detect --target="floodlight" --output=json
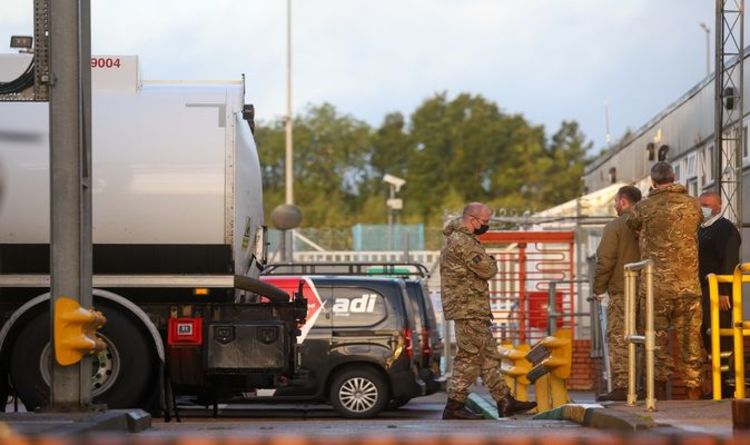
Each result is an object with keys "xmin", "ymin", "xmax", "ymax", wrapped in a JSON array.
[{"xmin": 10, "ymin": 36, "xmax": 32, "ymax": 50}]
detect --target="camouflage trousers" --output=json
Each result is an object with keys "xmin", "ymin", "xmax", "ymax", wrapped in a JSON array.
[
  {"xmin": 448, "ymin": 318, "xmax": 510, "ymax": 403},
  {"xmin": 653, "ymin": 294, "xmax": 703, "ymax": 388},
  {"xmin": 606, "ymin": 293, "xmax": 629, "ymax": 389}
]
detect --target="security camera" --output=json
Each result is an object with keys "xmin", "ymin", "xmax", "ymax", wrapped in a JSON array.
[{"xmin": 382, "ymin": 174, "xmax": 406, "ymax": 191}]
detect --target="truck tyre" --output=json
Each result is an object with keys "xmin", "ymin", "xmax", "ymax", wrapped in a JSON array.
[
  {"xmin": 10, "ymin": 305, "xmax": 157, "ymax": 410},
  {"xmin": 0, "ymin": 372, "xmax": 9, "ymax": 413},
  {"xmin": 329, "ymin": 367, "xmax": 388, "ymax": 418}
]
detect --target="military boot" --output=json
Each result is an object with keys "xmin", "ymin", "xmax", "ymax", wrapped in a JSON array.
[
  {"xmin": 442, "ymin": 398, "xmax": 484, "ymax": 420},
  {"xmin": 497, "ymin": 395, "xmax": 537, "ymax": 417}
]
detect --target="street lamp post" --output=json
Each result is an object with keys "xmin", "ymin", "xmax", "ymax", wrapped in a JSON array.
[
  {"xmin": 700, "ymin": 22, "xmax": 711, "ymax": 77},
  {"xmin": 383, "ymin": 174, "xmax": 405, "ymax": 251},
  {"xmin": 272, "ymin": 0, "xmax": 304, "ymax": 262},
  {"xmin": 285, "ymin": 0, "xmax": 294, "ymax": 205}
]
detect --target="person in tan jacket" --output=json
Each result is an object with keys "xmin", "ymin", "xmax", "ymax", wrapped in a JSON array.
[{"xmin": 594, "ymin": 185, "xmax": 642, "ymax": 401}]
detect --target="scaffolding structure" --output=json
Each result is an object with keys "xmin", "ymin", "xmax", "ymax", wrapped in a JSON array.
[{"xmin": 714, "ymin": 0, "xmax": 745, "ymax": 227}]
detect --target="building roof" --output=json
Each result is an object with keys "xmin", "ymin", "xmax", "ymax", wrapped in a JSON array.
[{"xmin": 585, "ymin": 45, "xmax": 750, "ymax": 174}]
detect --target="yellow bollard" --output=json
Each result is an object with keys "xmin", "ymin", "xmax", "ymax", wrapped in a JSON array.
[
  {"xmin": 525, "ymin": 328, "xmax": 572, "ymax": 411},
  {"xmin": 733, "ymin": 265, "xmax": 747, "ymax": 399},
  {"xmin": 514, "ymin": 344, "xmax": 531, "ymax": 402},
  {"xmin": 546, "ymin": 329, "xmax": 571, "ymax": 408},
  {"xmin": 499, "ymin": 340, "xmax": 516, "ymax": 389},
  {"xmin": 534, "ymin": 374, "xmax": 552, "ymax": 413},
  {"xmin": 498, "ymin": 343, "xmax": 532, "ymax": 401},
  {"xmin": 550, "ymin": 376, "xmax": 568, "ymax": 407},
  {"xmin": 624, "ymin": 260, "xmax": 655, "ymax": 411},
  {"xmin": 708, "ymin": 263, "xmax": 750, "ymax": 400},
  {"xmin": 709, "ymin": 273, "xmax": 722, "ymax": 401}
]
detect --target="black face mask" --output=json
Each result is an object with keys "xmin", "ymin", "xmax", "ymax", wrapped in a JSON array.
[{"xmin": 473, "ymin": 224, "xmax": 490, "ymax": 236}]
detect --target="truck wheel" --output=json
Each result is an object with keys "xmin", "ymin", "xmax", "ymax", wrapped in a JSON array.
[
  {"xmin": 10, "ymin": 305, "xmax": 157, "ymax": 410},
  {"xmin": 0, "ymin": 372, "xmax": 9, "ymax": 413},
  {"xmin": 329, "ymin": 367, "xmax": 388, "ymax": 418}
]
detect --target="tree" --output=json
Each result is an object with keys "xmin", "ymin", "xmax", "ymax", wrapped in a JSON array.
[
  {"xmin": 540, "ymin": 120, "xmax": 592, "ymax": 206},
  {"xmin": 255, "ymin": 94, "xmax": 593, "ymax": 229},
  {"xmin": 255, "ymin": 103, "xmax": 372, "ymax": 228},
  {"xmin": 405, "ymin": 92, "xmax": 565, "ymax": 222},
  {"xmin": 357, "ymin": 112, "xmax": 413, "ymax": 224}
]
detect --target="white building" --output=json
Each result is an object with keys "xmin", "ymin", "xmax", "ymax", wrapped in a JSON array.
[{"xmin": 583, "ymin": 53, "xmax": 750, "ymax": 262}]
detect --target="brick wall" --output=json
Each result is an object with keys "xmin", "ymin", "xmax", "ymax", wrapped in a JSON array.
[
  {"xmin": 575, "ymin": 332, "xmax": 750, "ymax": 398},
  {"xmin": 568, "ymin": 328, "xmax": 750, "ymax": 396},
  {"xmin": 568, "ymin": 339, "xmax": 594, "ymax": 390},
  {"xmin": 570, "ymin": 333, "xmax": 699, "ymax": 396}
]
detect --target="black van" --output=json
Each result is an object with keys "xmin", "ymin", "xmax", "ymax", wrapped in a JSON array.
[
  {"xmin": 403, "ymin": 279, "xmax": 443, "ymax": 396},
  {"xmin": 261, "ymin": 274, "xmax": 425, "ymax": 418}
]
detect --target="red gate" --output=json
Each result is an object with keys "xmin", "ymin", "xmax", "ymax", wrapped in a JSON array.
[{"xmin": 478, "ymin": 231, "xmax": 576, "ymax": 344}]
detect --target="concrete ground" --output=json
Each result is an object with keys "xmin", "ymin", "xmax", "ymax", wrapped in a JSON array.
[
  {"xmin": 472, "ymin": 388, "xmax": 737, "ymax": 437},
  {"xmin": 143, "ymin": 391, "xmax": 597, "ymax": 439},
  {"xmin": 602, "ymin": 399, "xmax": 734, "ymax": 436},
  {"xmin": 0, "ymin": 409, "xmax": 151, "ymax": 436},
  {"xmin": 0, "ymin": 391, "xmax": 598, "ymax": 437},
  {"xmin": 3, "ymin": 390, "xmax": 741, "ymax": 438}
]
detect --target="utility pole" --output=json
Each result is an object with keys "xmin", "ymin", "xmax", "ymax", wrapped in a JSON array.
[
  {"xmin": 604, "ymin": 100, "xmax": 611, "ymax": 147},
  {"xmin": 713, "ymin": 0, "xmax": 744, "ymax": 228},
  {"xmin": 285, "ymin": 0, "xmax": 294, "ymax": 206},
  {"xmin": 283, "ymin": 0, "xmax": 295, "ymax": 261},
  {"xmin": 48, "ymin": 0, "xmax": 95, "ymax": 410},
  {"xmin": 701, "ymin": 22, "xmax": 711, "ymax": 77}
]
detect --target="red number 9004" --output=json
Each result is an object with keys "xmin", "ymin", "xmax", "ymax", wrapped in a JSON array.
[{"xmin": 90, "ymin": 57, "xmax": 121, "ymax": 69}]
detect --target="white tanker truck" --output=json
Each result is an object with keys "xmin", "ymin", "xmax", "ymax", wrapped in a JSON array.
[{"xmin": 0, "ymin": 53, "xmax": 305, "ymax": 411}]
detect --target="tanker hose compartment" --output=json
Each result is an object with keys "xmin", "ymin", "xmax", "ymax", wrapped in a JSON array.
[
  {"xmin": 0, "ymin": 58, "xmax": 34, "ymax": 95},
  {"xmin": 234, "ymin": 275, "xmax": 290, "ymax": 303}
]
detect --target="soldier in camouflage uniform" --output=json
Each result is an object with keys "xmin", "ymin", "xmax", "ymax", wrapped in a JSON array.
[
  {"xmin": 626, "ymin": 162, "xmax": 704, "ymax": 400},
  {"xmin": 440, "ymin": 202, "xmax": 537, "ymax": 419},
  {"xmin": 593, "ymin": 185, "xmax": 642, "ymax": 401}
]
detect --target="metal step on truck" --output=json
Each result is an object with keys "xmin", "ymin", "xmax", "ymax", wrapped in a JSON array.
[{"xmin": 0, "ymin": 51, "xmax": 306, "ymax": 412}]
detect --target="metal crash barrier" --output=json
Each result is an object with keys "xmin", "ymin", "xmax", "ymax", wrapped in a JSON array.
[
  {"xmin": 708, "ymin": 262, "xmax": 750, "ymax": 400},
  {"xmin": 498, "ymin": 342, "xmax": 532, "ymax": 402},
  {"xmin": 525, "ymin": 328, "xmax": 572, "ymax": 412},
  {"xmin": 624, "ymin": 260, "xmax": 655, "ymax": 411},
  {"xmin": 494, "ymin": 330, "xmax": 572, "ymax": 413}
]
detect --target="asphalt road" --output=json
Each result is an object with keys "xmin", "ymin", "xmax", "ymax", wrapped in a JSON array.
[{"xmin": 142, "ymin": 392, "xmax": 607, "ymax": 439}]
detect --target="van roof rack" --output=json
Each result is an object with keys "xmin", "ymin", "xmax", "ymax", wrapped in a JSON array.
[{"xmin": 261, "ymin": 262, "xmax": 429, "ymax": 278}]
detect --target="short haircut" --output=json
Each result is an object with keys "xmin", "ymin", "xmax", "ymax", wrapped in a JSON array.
[
  {"xmin": 617, "ymin": 185, "xmax": 642, "ymax": 205},
  {"xmin": 462, "ymin": 202, "xmax": 487, "ymax": 217},
  {"xmin": 650, "ymin": 161, "xmax": 675, "ymax": 185},
  {"xmin": 699, "ymin": 191, "xmax": 721, "ymax": 203}
]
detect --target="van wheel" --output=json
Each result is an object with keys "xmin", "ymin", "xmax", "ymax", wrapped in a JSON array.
[
  {"xmin": 329, "ymin": 368, "xmax": 388, "ymax": 418},
  {"xmin": 10, "ymin": 306, "xmax": 157, "ymax": 410}
]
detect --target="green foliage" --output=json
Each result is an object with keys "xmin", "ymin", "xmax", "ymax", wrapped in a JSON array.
[{"xmin": 256, "ymin": 94, "xmax": 592, "ymax": 228}]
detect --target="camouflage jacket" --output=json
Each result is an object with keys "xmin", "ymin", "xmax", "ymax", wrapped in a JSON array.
[
  {"xmin": 594, "ymin": 208, "xmax": 640, "ymax": 296},
  {"xmin": 440, "ymin": 219, "xmax": 497, "ymax": 320},
  {"xmin": 626, "ymin": 183, "xmax": 702, "ymax": 298}
]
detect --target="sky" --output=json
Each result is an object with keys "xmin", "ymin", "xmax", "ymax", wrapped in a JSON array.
[{"xmin": 1, "ymin": 0, "xmax": 719, "ymax": 151}]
